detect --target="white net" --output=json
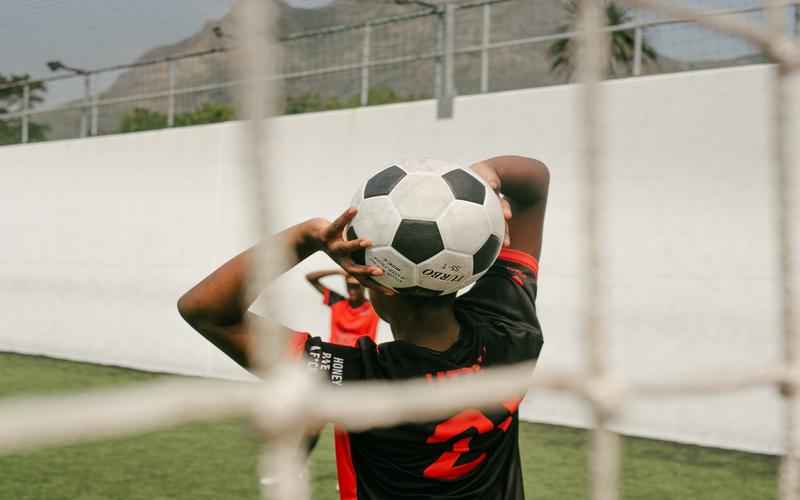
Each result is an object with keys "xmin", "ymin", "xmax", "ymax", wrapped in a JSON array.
[{"xmin": 0, "ymin": 1, "xmax": 799, "ymax": 500}]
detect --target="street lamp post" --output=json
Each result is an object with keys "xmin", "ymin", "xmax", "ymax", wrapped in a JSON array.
[{"xmin": 47, "ymin": 60, "xmax": 94, "ymax": 138}]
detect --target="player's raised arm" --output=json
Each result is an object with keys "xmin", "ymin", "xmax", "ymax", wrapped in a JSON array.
[
  {"xmin": 471, "ymin": 156, "xmax": 550, "ymax": 260},
  {"xmin": 305, "ymin": 269, "xmax": 345, "ymax": 295},
  {"xmin": 177, "ymin": 210, "xmax": 386, "ymax": 368}
]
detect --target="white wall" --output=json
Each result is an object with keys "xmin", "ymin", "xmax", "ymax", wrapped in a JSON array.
[{"xmin": 1, "ymin": 64, "xmax": 798, "ymax": 454}]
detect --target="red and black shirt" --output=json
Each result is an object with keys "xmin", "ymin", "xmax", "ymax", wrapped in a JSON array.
[
  {"xmin": 322, "ymin": 288, "xmax": 379, "ymax": 347},
  {"xmin": 293, "ymin": 248, "xmax": 543, "ymax": 500}
]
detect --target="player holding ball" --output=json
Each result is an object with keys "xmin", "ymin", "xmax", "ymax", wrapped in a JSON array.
[{"xmin": 178, "ymin": 155, "xmax": 549, "ymax": 500}]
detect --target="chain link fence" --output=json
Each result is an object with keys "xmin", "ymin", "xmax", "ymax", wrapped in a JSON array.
[{"xmin": 1, "ymin": 0, "xmax": 798, "ymax": 146}]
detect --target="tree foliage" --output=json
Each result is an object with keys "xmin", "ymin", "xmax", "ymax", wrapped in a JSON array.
[
  {"xmin": 548, "ymin": 1, "xmax": 659, "ymax": 80},
  {"xmin": 0, "ymin": 74, "xmax": 49, "ymax": 145},
  {"xmin": 118, "ymin": 103, "xmax": 235, "ymax": 133},
  {"xmin": 118, "ymin": 108, "xmax": 168, "ymax": 133},
  {"xmin": 285, "ymin": 86, "xmax": 415, "ymax": 114},
  {"xmin": 175, "ymin": 103, "xmax": 234, "ymax": 126},
  {"xmin": 117, "ymin": 86, "xmax": 414, "ymax": 133}
]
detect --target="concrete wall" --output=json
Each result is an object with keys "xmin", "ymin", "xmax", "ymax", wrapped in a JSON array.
[{"xmin": 2, "ymin": 64, "xmax": 798, "ymax": 453}]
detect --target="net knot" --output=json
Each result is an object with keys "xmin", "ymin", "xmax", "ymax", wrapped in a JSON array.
[
  {"xmin": 252, "ymin": 363, "xmax": 320, "ymax": 438},
  {"xmin": 583, "ymin": 375, "xmax": 626, "ymax": 419}
]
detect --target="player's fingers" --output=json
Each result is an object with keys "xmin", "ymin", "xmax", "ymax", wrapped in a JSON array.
[
  {"xmin": 363, "ymin": 277, "xmax": 395, "ymax": 296},
  {"xmin": 325, "ymin": 208, "xmax": 357, "ymax": 241},
  {"xmin": 470, "ymin": 162, "xmax": 501, "ymax": 192},
  {"xmin": 503, "ymin": 221, "xmax": 511, "ymax": 247},
  {"xmin": 342, "ymin": 264, "xmax": 394, "ymax": 295},
  {"xmin": 337, "ymin": 255, "xmax": 382, "ymax": 276},
  {"xmin": 328, "ymin": 238, "xmax": 372, "ymax": 256},
  {"xmin": 344, "ymin": 262, "xmax": 383, "ymax": 277},
  {"xmin": 500, "ymin": 197, "xmax": 512, "ymax": 221}
]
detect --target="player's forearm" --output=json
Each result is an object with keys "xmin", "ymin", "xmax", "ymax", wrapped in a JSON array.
[
  {"xmin": 178, "ymin": 218, "xmax": 328, "ymax": 327},
  {"xmin": 483, "ymin": 156, "xmax": 549, "ymax": 207},
  {"xmin": 306, "ymin": 269, "xmax": 344, "ymax": 283},
  {"xmin": 177, "ymin": 247, "xmax": 250, "ymax": 329}
]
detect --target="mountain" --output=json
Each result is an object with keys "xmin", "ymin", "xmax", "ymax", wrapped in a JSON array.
[
  {"xmin": 38, "ymin": 0, "xmax": 769, "ymax": 138},
  {"xmin": 89, "ymin": 0, "xmax": 573, "ymax": 134}
]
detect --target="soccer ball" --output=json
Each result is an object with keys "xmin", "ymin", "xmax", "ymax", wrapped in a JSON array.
[{"xmin": 346, "ymin": 159, "xmax": 505, "ymax": 296}]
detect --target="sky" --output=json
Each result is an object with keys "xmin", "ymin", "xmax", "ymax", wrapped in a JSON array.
[
  {"xmin": 0, "ymin": 0, "xmax": 344, "ymax": 104},
  {"xmin": 0, "ymin": 0, "xmax": 794, "ymax": 105}
]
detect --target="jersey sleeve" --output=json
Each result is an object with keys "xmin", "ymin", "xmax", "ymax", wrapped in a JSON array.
[
  {"xmin": 458, "ymin": 248, "xmax": 539, "ymax": 324},
  {"xmin": 456, "ymin": 248, "xmax": 543, "ymax": 364},
  {"xmin": 288, "ymin": 332, "xmax": 366, "ymax": 385},
  {"xmin": 322, "ymin": 287, "xmax": 345, "ymax": 307}
]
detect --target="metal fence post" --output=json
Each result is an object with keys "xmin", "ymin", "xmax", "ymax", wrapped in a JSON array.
[
  {"xmin": 481, "ymin": 3, "xmax": 491, "ymax": 93},
  {"xmin": 437, "ymin": 4, "xmax": 456, "ymax": 119},
  {"xmin": 80, "ymin": 74, "xmax": 90, "ymax": 138},
  {"xmin": 21, "ymin": 84, "xmax": 30, "ymax": 144},
  {"xmin": 633, "ymin": 27, "xmax": 643, "ymax": 76},
  {"xmin": 168, "ymin": 59, "xmax": 176, "ymax": 127},
  {"xmin": 361, "ymin": 23, "xmax": 372, "ymax": 107},
  {"xmin": 434, "ymin": 10, "xmax": 444, "ymax": 101},
  {"xmin": 90, "ymin": 74, "xmax": 98, "ymax": 136}
]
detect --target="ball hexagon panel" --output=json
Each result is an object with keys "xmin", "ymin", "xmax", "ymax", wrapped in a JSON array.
[
  {"xmin": 417, "ymin": 250, "xmax": 473, "ymax": 293},
  {"xmin": 437, "ymin": 199, "xmax": 492, "ymax": 256},
  {"xmin": 350, "ymin": 195, "xmax": 402, "ymax": 248},
  {"xmin": 389, "ymin": 173, "xmax": 454, "ymax": 220},
  {"xmin": 411, "ymin": 159, "xmax": 461, "ymax": 176},
  {"xmin": 350, "ymin": 182, "xmax": 364, "ymax": 209},
  {"xmin": 442, "ymin": 168, "xmax": 486, "ymax": 205},
  {"xmin": 473, "ymin": 233, "xmax": 502, "ymax": 274},
  {"xmin": 484, "ymin": 189, "xmax": 507, "ymax": 241},
  {"xmin": 364, "ymin": 165, "xmax": 407, "ymax": 198},
  {"xmin": 391, "ymin": 219, "xmax": 444, "ymax": 264},
  {"xmin": 366, "ymin": 246, "xmax": 418, "ymax": 290}
]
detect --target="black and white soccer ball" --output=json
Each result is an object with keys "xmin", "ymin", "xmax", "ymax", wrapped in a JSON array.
[{"xmin": 346, "ymin": 160, "xmax": 505, "ymax": 296}]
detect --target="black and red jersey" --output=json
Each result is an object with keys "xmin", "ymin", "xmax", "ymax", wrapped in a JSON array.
[{"xmin": 292, "ymin": 248, "xmax": 543, "ymax": 500}]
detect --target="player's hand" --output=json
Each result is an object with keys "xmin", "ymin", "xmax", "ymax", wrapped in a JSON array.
[
  {"xmin": 318, "ymin": 208, "xmax": 395, "ymax": 296},
  {"xmin": 470, "ymin": 162, "xmax": 513, "ymax": 247}
]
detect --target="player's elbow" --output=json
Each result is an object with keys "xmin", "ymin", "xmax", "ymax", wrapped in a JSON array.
[
  {"xmin": 511, "ymin": 156, "xmax": 550, "ymax": 204},
  {"xmin": 533, "ymin": 159, "xmax": 550, "ymax": 197},
  {"xmin": 532, "ymin": 157, "xmax": 549, "ymax": 177},
  {"xmin": 520, "ymin": 156, "xmax": 549, "ymax": 185},
  {"xmin": 177, "ymin": 291, "xmax": 205, "ymax": 328}
]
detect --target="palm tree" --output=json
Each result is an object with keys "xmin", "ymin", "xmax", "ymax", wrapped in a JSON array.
[{"xmin": 548, "ymin": 1, "xmax": 658, "ymax": 81}]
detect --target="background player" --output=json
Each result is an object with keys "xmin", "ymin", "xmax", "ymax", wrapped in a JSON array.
[
  {"xmin": 305, "ymin": 269, "xmax": 379, "ymax": 347},
  {"xmin": 178, "ymin": 156, "xmax": 549, "ymax": 499}
]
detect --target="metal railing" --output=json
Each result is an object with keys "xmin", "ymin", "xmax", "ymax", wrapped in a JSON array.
[
  {"xmin": 0, "ymin": 1, "xmax": 799, "ymax": 500},
  {"xmin": 0, "ymin": 0, "xmax": 798, "ymax": 145}
]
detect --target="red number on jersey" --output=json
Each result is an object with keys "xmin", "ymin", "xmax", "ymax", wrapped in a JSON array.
[{"xmin": 423, "ymin": 398, "xmax": 522, "ymax": 481}]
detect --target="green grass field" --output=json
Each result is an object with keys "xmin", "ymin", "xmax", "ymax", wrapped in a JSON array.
[{"xmin": 0, "ymin": 353, "xmax": 778, "ymax": 500}]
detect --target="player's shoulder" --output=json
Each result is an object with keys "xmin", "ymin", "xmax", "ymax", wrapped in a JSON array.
[
  {"xmin": 323, "ymin": 287, "xmax": 346, "ymax": 307},
  {"xmin": 492, "ymin": 248, "xmax": 539, "ymax": 280},
  {"xmin": 458, "ymin": 305, "xmax": 543, "ymax": 365},
  {"xmin": 455, "ymin": 248, "xmax": 541, "ymax": 344},
  {"xmin": 457, "ymin": 248, "xmax": 539, "ymax": 307}
]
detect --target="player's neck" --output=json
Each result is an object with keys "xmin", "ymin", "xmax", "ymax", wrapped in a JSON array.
[
  {"xmin": 348, "ymin": 298, "xmax": 365, "ymax": 308},
  {"xmin": 390, "ymin": 307, "xmax": 460, "ymax": 352}
]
